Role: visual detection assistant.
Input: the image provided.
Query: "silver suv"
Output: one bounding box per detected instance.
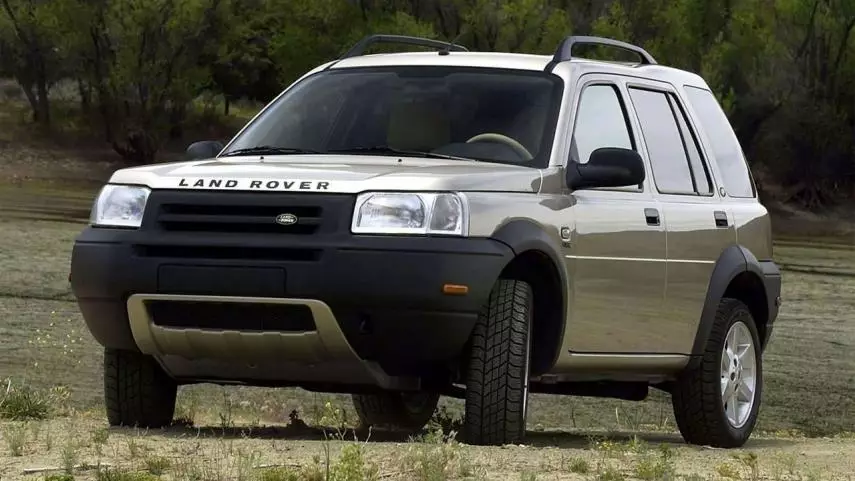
[70,34,782,448]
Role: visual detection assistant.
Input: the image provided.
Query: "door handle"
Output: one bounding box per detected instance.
[644,208,660,226]
[714,210,729,228]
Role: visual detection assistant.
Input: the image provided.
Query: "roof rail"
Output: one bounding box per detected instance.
[546,35,657,71]
[339,34,468,60]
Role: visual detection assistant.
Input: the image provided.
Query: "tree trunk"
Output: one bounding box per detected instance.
[35,68,50,128]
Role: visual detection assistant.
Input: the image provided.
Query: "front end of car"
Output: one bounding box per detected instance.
[70,177,516,389]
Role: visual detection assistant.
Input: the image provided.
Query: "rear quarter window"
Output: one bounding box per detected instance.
[683,86,756,198]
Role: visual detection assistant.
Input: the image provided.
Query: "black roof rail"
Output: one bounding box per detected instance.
[546,35,657,71]
[339,34,468,60]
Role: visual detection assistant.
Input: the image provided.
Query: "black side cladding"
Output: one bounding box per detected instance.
[688,245,781,369]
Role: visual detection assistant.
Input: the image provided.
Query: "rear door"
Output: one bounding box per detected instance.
[624,80,736,354]
[565,75,668,354]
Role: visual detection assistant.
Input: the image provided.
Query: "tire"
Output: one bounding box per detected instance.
[463,279,532,446]
[352,391,439,434]
[672,298,763,448]
[104,348,177,428]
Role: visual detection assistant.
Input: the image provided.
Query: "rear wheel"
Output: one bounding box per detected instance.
[672,298,762,448]
[463,279,532,446]
[104,348,177,428]
[352,391,439,434]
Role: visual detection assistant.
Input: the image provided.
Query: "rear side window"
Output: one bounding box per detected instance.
[628,88,703,195]
[684,86,755,198]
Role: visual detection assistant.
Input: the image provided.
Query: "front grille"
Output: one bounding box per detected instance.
[147,300,316,332]
[145,191,354,237]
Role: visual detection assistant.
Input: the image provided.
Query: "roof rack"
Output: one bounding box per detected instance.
[546,35,657,71]
[339,34,468,60]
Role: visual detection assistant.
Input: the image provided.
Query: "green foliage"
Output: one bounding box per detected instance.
[96,468,159,481]
[565,457,590,474]
[44,475,75,481]
[2,0,855,204]
[0,381,57,420]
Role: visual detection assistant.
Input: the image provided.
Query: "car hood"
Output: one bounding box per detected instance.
[109,155,543,193]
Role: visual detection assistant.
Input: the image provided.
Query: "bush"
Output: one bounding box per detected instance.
[0,381,52,420]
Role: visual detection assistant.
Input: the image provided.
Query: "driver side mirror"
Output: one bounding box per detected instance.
[566,147,645,190]
[185,140,224,161]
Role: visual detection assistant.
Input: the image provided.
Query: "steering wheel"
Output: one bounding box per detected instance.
[465,133,534,161]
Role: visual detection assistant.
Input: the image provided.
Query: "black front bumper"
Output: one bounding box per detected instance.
[70,192,513,376]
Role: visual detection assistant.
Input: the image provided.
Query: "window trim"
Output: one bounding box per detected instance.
[568,79,644,193]
[625,83,715,197]
[682,85,758,199]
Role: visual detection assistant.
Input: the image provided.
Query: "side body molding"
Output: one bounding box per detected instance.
[490,220,569,374]
[688,244,782,369]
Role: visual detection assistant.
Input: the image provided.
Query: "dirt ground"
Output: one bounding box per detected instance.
[1,416,855,481]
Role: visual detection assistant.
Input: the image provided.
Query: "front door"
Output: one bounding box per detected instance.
[564,76,668,354]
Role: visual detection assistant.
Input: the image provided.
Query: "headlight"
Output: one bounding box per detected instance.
[90,185,150,228]
[352,192,468,236]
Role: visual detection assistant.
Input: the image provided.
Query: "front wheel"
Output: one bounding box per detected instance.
[672,298,763,448]
[104,348,177,428]
[352,391,439,434]
[463,279,533,446]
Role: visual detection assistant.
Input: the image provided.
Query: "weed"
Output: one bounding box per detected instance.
[44,475,75,481]
[4,421,28,455]
[331,443,379,481]
[318,400,351,441]
[402,426,473,481]
[126,435,145,458]
[61,437,81,474]
[0,381,51,420]
[520,471,538,481]
[734,453,760,481]
[143,455,171,475]
[44,427,54,451]
[681,475,708,481]
[258,467,301,481]
[715,462,741,480]
[430,405,462,435]
[634,443,677,481]
[565,457,590,474]
[771,452,798,479]
[219,388,235,430]
[626,435,648,453]
[596,465,625,481]
[175,388,201,425]
[92,427,110,456]
[96,467,159,481]
[234,448,261,481]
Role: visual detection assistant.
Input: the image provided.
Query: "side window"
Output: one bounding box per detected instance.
[668,95,713,195]
[571,84,633,164]
[628,87,697,194]
[684,86,755,198]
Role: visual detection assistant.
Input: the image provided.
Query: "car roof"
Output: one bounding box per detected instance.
[328,51,709,90]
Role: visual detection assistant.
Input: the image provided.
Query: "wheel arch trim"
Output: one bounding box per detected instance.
[490,220,568,375]
[688,244,780,368]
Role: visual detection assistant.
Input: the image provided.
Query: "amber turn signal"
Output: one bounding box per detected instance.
[442,284,469,295]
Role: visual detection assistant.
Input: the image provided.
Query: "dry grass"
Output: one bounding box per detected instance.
[0,133,854,479]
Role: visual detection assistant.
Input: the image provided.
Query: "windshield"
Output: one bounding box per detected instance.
[221,66,563,168]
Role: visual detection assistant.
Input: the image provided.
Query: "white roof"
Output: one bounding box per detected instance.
[327,50,709,89]
[330,51,553,72]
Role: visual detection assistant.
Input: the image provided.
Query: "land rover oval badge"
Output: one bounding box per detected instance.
[275,213,298,226]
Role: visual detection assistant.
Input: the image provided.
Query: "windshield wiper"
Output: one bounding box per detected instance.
[327,146,474,161]
[221,146,322,157]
